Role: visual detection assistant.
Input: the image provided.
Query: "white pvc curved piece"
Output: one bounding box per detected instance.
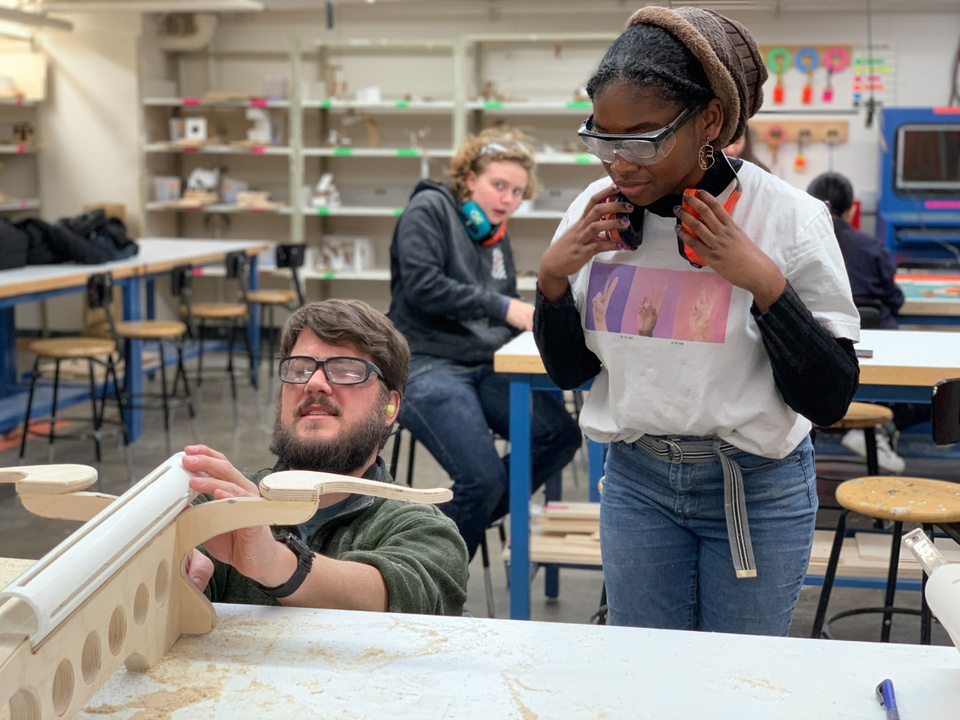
[261,470,453,505]
[0,453,197,647]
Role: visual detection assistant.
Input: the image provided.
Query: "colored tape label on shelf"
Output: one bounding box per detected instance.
[251,146,266,154]
[316,207,330,215]
[319,100,332,108]
[323,271,335,279]
[249,99,267,108]
[395,148,418,157]
[184,146,200,153]
[484,101,503,109]
[394,101,410,108]
[574,155,593,164]
[17,145,26,154]
[393,208,403,216]
[333,147,353,156]
[182,98,201,106]
[565,101,592,109]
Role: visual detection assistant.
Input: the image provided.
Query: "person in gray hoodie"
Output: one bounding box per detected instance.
[388,128,582,561]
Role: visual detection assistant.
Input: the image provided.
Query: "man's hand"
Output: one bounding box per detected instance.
[185,548,214,591]
[505,298,534,331]
[182,445,295,588]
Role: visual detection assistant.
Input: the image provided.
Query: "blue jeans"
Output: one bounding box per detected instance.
[600,435,817,636]
[399,355,582,560]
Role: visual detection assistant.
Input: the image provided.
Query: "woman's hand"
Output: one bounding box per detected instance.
[538,185,629,302]
[676,190,786,311]
[505,298,535,331]
[182,445,292,587]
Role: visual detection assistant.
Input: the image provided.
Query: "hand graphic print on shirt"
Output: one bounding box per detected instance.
[585,262,732,343]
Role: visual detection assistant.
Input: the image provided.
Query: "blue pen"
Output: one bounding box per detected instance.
[876,679,900,720]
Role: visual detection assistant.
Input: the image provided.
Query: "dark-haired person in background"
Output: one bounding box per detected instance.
[535,7,860,636]
[808,171,919,474]
[388,127,582,562]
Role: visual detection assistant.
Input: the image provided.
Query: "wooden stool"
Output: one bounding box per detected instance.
[820,401,894,477]
[19,336,129,466]
[89,272,197,456]
[811,476,960,643]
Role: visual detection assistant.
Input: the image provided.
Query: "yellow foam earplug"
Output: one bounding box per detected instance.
[386,404,396,415]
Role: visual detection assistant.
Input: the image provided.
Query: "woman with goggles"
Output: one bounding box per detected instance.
[534,7,860,638]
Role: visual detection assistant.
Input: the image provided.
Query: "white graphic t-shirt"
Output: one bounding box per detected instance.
[556,162,860,459]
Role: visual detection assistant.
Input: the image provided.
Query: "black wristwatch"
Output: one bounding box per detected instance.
[252,533,314,599]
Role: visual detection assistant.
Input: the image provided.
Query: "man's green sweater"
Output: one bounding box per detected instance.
[197,458,468,616]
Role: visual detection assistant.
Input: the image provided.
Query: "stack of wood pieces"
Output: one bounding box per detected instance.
[529,502,602,567]
[806,529,960,581]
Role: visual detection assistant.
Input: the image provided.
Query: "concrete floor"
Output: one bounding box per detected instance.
[1,355,956,650]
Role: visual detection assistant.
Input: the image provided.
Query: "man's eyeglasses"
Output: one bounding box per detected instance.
[578,107,698,166]
[278,356,384,386]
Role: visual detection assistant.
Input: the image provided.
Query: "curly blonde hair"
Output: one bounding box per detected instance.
[448,127,537,204]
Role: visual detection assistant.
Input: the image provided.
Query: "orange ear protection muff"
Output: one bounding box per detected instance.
[678,185,742,268]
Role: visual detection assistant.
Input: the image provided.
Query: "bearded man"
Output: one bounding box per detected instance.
[182,299,468,616]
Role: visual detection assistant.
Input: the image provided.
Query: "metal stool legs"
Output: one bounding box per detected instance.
[811,511,934,643]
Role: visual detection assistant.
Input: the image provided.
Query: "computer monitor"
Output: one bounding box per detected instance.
[895,123,960,196]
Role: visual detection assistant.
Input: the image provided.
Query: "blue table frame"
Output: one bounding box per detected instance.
[0,238,267,441]
[499,328,960,620]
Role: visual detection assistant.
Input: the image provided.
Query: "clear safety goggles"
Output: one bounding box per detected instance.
[578,106,698,166]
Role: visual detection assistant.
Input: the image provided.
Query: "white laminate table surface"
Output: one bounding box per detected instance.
[0,238,270,299]
[1,558,958,718]
[495,329,960,388]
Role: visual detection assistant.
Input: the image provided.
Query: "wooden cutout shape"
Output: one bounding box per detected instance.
[0,457,452,718]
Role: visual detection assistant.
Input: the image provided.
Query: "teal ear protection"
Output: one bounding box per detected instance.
[460,201,493,242]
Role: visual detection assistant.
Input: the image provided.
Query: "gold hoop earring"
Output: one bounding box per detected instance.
[698,143,716,171]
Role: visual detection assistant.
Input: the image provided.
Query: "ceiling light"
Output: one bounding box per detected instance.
[0,6,72,31]
[36,0,263,12]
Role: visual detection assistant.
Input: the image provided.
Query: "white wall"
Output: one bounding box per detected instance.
[15,13,140,330]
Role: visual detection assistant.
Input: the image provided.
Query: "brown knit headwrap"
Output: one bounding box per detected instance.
[627,7,766,148]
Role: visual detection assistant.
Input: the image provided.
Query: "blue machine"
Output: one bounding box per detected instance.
[878,107,960,266]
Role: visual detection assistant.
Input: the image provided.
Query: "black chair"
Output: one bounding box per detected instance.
[855,299,884,330]
[246,244,307,395]
[174,255,252,424]
[388,424,505,618]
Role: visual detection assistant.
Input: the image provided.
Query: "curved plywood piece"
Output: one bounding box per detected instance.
[20,492,117,522]
[174,496,317,560]
[837,476,960,523]
[0,464,98,494]
[260,470,453,505]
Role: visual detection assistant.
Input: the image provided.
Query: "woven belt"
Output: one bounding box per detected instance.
[635,435,757,579]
